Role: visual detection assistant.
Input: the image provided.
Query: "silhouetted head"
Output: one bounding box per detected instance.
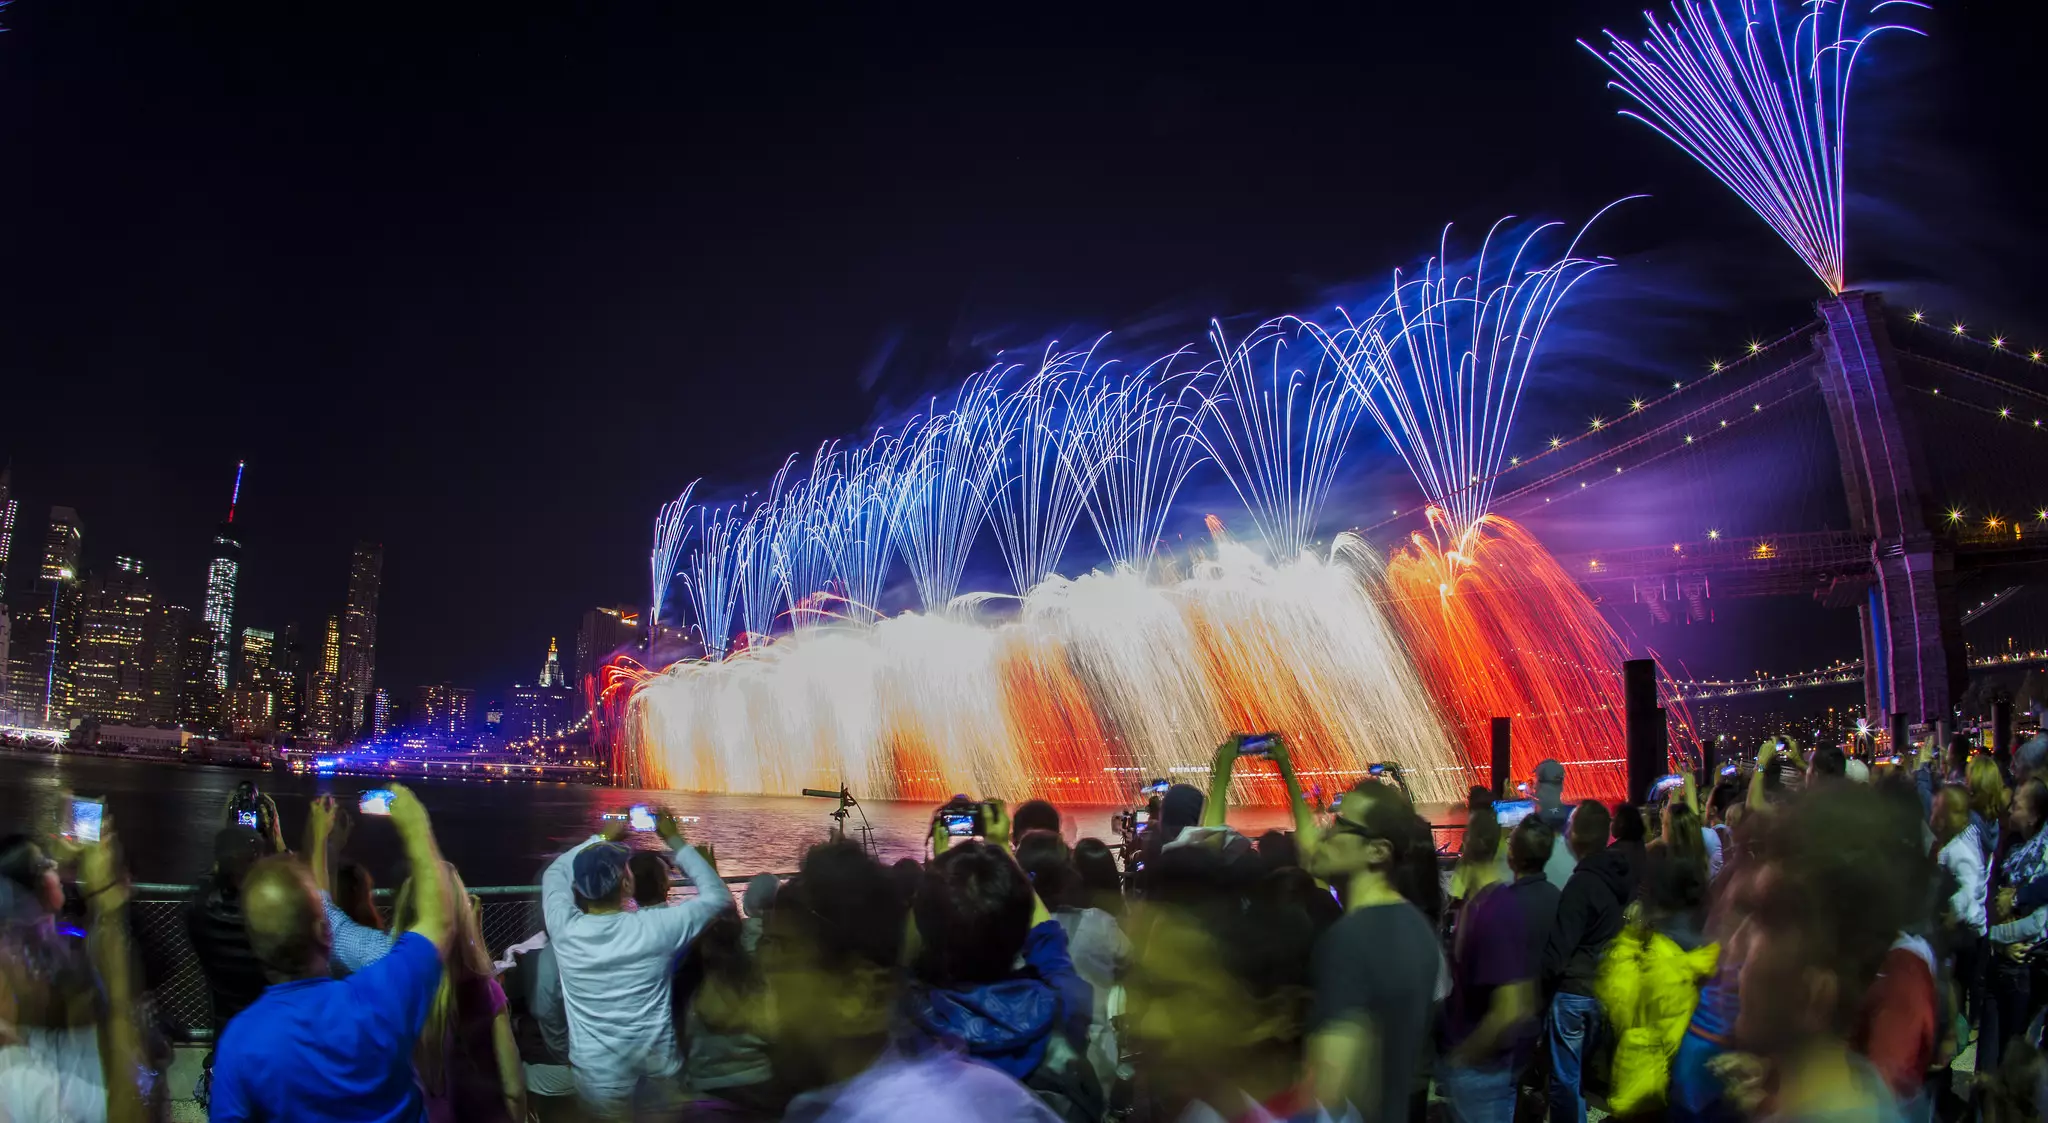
[1507,815,1555,877]
[1568,800,1612,861]
[913,840,1033,987]
[1011,799,1061,841]
[628,850,672,909]
[241,855,332,981]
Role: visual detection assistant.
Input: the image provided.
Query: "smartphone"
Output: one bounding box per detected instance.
[1143,779,1170,797]
[1516,781,1530,795]
[235,810,258,830]
[1132,809,1150,832]
[359,789,396,817]
[1494,799,1537,830]
[1367,763,1386,776]
[627,805,656,832]
[1650,773,1685,799]
[1237,733,1279,757]
[1719,763,1740,777]
[941,811,979,838]
[68,797,105,844]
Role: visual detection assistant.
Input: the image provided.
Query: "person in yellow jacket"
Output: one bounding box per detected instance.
[1596,806,1720,1117]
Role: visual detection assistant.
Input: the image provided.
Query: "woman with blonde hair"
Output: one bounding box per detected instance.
[1968,753,2009,860]
[393,864,524,1122]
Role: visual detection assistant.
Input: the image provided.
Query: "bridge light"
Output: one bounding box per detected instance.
[1710,360,1723,372]
[1748,340,1762,353]
[1630,399,1644,411]
[1591,417,1604,430]
[1672,381,1682,389]
[1910,310,1924,322]
[1550,437,1562,448]
[1753,403,1761,412]
[1720,420,1728,427]
[1509,456,1520,466]
[1946,507,1965,524]
[1683,435,1694,444]
[2032,351,2043,362]
[1707,528,1720,539]
[1953,323,1967,335]
[1993,337,2007,348]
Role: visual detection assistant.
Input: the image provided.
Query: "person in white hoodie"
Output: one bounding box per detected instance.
[542,809,734,1117]
[1931,786,1988,939]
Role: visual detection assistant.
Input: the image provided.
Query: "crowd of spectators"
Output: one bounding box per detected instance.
[4,725,2048,1122]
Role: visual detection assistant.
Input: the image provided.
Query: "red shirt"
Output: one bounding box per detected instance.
[1851,941,1937,1099]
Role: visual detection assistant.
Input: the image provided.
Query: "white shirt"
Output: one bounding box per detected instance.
[1937,825,1987,937]
[542,836,735,1102]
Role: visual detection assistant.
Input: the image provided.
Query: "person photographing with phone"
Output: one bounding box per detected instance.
[208,782,456,1122]
[542,804,733,1116]
[305,791,401,972]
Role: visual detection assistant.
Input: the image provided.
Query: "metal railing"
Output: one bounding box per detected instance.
[129,874,772,1044]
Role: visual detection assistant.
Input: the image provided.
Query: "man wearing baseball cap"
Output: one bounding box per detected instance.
[543,809,734,1116]
[1533,760,1579,890]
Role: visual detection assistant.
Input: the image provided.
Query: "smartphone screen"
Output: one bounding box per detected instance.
[1237,734,1276,757]
[235,810,258,830]
[69,798,105,844]
[628,805,656,832]
[1133,809,1150,831]
[941,812,978,837]
[1367,763,1386,776]
[359,789,395,817]
[1494,799,1537,830]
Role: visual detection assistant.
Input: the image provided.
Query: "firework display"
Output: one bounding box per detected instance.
[1584,0,1928,293]
[628,217,1641,806]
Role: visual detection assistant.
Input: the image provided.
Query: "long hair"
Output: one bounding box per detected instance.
[1344,782,1443,925]
[392,863,493,1094]
[1967,755,2008,825]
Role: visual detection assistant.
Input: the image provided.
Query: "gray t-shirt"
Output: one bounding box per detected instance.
[1311,900,1439,1123]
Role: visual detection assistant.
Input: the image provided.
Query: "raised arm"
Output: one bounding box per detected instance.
[307,795,338,893]
[387,784,452,956]
[1269,735,1319,858]
[79,818,150,1123]
[1748,739,1777,809]
[542,833,603,938]
[1203,738,1239,829]
[646,812,735,950]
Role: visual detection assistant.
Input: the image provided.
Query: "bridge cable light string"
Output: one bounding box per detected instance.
[1582,0,1931,294]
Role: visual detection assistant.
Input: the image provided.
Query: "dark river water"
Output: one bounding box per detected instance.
[0,752,1302,888]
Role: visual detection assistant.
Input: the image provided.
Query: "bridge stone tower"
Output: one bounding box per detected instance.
[1812,292,1967,728]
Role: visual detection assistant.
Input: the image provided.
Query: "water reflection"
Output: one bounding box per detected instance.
[0,754,1303,886]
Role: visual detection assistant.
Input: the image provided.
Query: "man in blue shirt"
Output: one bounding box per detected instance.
[209,783,454,1122]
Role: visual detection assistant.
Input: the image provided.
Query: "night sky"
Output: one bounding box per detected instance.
[3,1,2042,700]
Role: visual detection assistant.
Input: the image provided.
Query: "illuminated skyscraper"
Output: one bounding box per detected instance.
[75,557,156,723]
[8,507,84,726]
[146,603,191,724]
[0,465,17,602]
[371,687,391,737]
[539,637,566,689]
[228,627,279,737]
[414,683,476,738]
[195,462,247,733]
[338,542,382,741]
[306,614,343,742]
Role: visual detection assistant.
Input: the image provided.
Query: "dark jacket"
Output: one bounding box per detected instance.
[904,920,1092,1080]
[1542,845,1633,997]
[184,885,268,1033]
[1505,873,1562,985]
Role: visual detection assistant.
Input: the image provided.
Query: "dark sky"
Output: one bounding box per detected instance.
[3,0,2041,697]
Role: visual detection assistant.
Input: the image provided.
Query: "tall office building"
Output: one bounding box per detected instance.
[575,606,641,690]
[146,603,191,725]
[371,687,391,737]
[194,463,247,734]
[413,683,476,738]
[272,622,303,737]
[0,465,17,602]
[306,615,343,742]
[9,507,85,726]
[338,542,383,741]
[74,557,156,723]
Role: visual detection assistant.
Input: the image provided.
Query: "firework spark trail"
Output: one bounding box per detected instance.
[682,504,746,660]
[626,532,1470,806]
[1384,514,1630,796]
[648,480,698,650]
[1194,319,1365,562]
[891,370,1006,612]
[1584,0,1927,293]
[825,435,904,625]
[734,457,798,644]
[983,345,1114,597]
[772,443,847,631]
[1336,216,1618,544]
[1073,351,1211,573]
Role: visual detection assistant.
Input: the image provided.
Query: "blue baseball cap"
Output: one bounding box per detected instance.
[572,843,631,901]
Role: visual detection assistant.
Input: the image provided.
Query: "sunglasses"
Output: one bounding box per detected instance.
[1325,817,1382,844]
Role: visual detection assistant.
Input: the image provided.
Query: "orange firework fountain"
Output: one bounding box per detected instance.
[1383,508,1630,801]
